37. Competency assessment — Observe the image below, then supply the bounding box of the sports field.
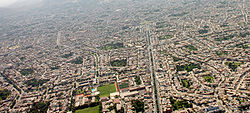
[98,83,116,97]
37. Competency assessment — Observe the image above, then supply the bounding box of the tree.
[29,101,50,113]
[135,76,141,85]
[0,89,11,101]
[132,100,144,113]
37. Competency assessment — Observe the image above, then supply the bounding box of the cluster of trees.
[176,63,201,72]
[20,57,25,61]
[29,101,50,113]
[181,79,191,88]
[203,25,209,28]
[132,100,144,113]
[203,75,214,83]
[134,76,141,85]
[214,34,235,41]
[122,26,129,30]
[10,100,16,109]
[20,68,34,76]
[159,50,167,54]
[238,104,250,111]
[220,24,228,27]
[170,12,188,17]
[101,42,124,50]
[236,43,249,49]
[155,23,172,29]
[50,66,60,70]
[62,52,73,58]
[0,89,11,101]
[69,97,75,112]
[110,59,127,67]
[76,88,88,95]
[172,56,182,62]
[158,35,173,40]
[239,32,249,38]
[185,45,198,51]
[25,78,49,87]
[216,51,228,57]
[225,62,242,72]
[170,97,192,111]
[215,32,248,42]
[198,29,208,34]
[70,57,83,64]
[159,64,163,68]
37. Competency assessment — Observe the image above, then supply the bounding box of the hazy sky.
[0,0,17,7]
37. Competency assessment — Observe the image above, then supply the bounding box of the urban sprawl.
[0,0,249,113]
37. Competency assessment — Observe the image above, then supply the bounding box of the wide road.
[145,24,161,113]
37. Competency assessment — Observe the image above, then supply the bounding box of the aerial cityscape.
[0,0,249,113]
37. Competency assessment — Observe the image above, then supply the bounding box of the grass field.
[98,83,116,97]
[75,105,100,113]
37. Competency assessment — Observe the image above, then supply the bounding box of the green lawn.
[75,105,100,113]
[98,83,116,98]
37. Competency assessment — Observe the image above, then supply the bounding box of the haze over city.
[0,0,249,113]
[0,0,17,7]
